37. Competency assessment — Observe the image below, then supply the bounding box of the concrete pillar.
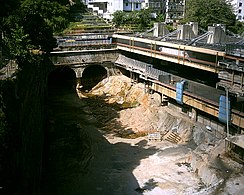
[236,59,240,66]
[76,78,83,90]
[73,67,85,78]
[189,22,198,36]
[207,24,227,44]
[135,73,138,83]
[153,23,170,37]
[144,82,148,93]
[190,108,197,121]
[177,24,195,40]
[161,94,168,106]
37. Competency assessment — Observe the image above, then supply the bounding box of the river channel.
[41,78,160,195]
[41,73,243,195]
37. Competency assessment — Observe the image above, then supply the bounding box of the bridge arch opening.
[81,65,107,91]
[48,66,76,92]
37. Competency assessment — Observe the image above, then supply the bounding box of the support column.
[76,78,83,90]
[161,94,168,106]
[133,72,138,83]
[190,108,197,121]
[144,81,150,94]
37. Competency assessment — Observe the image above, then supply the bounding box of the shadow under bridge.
[79,64,108,91]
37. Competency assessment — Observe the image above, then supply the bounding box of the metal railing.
[58,38,112,48]
[226,43,244,58]
[115,55,168,80]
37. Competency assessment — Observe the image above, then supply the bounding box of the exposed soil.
[42,75,244,195]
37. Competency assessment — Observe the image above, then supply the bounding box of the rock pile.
[84,75,243,194]
[89,75,195,143]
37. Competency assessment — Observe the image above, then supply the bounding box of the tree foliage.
[21,0,70,33]
[184,0,236,30]
[112,9,153,30]
[0,1,86,193]
[0,0,21,18]
[1,0,84,59]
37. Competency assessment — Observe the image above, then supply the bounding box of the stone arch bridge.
[50,49,120,79]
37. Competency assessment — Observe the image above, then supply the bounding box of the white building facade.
[84,0,185,22]
[142,0,166,15]
[85,0,144,20]
[123,0,142,11]
[233,0,244,22]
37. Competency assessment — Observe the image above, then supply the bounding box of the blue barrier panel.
[176,81,184,104]
[218,95,231,124]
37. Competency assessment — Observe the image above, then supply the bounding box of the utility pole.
[226,87,229,137]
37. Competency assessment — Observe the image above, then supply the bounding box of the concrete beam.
[117,45,218,73]
[113,34,225,56]
[50,49,119,66]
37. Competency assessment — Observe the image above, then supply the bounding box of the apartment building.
[85,0,143,20]
[142,0,166,15]
[234,0,244,22]
[84,0,183,22]
[165,0,185,23]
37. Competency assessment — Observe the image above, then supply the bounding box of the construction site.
[41,71,244,194]
[1,12,244,195]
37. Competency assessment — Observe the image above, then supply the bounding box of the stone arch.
[48,66,76,91]
[80,64,108,91]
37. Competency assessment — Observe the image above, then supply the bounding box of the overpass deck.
[112,34,244,73]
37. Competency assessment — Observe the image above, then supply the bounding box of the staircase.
[163,131,181,143]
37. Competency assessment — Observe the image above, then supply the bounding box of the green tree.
[21,0,70,33]
[0,1,78,193]
[112,9,153,29]
[0,0,20,18]
[229,20,244,35]
[184,0,236,29]
[2,0,73,60]
[137,9,152,29]
[156,13,165,23]
[112,11,125,27]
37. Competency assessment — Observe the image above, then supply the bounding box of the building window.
[239,2,242,7]
[136,3,138,8]
[238,15,242,20]
[239,9,242,13]
[126,2,128,6]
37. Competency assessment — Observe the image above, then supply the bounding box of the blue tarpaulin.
[218,95,231,124]
[176,80,187,104]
